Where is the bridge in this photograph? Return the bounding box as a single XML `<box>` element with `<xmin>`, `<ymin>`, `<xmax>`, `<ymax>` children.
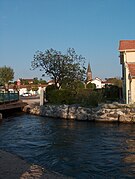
<box><xmin>0</xmin><ymin>92</ymin><xmax>27</xmax><ymax>113</ymax></box>
<box><xmin>0</xmin><ymin>92</ymin><xmax>19</xmax><ymax>104</ymax></box>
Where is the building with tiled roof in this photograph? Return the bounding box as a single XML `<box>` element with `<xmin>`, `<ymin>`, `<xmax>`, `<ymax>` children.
<box><xmin>119</xmin><ymin>40</ymin><xmax>135</xmax><ymax>51</ymax></box>
<box><xmin>119</xmin><ymin>40</ymin><xmax>135</xmax><ymax>104</ymax></box>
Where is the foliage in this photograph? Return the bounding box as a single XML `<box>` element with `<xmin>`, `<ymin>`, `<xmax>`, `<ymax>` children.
<box><xmin>32</xmin><ymin>86</ymin><xmax>38</xmax><ymax>91</ymax></box>
<box><xmin>103</xmin><ymin>85</ymin><xmax>120</xmax><ymax>102</ymax></box>
<box><xmin>61</xmin><ymin>80</ymin><xmax>85</xmax><ymax>91</ymax></box>
<box><xmin>47</xmin><ymin>89</ymin><xmax>76</xmax><ymax>104</ymax></box>
<box><xmin>0</xmin><ymin>81</ymin><xmax>2</xmax><ymax>86</ymax></box>
<box><xmin>24</xmin><ymin>80</ymin><xmax>29</xmax><ymax>85</ymax></box>
<box><xmin>46</xmin><ymin>84</ymin><xmax>57</xmax><ymax>102</ymax></box>
<box><xmin>20</xmin><ymin>78</ymin><xmax>47</xmax><ymax>85</ymax></box>
<box><xmin>39</xmin><ymin>78</ymin><xmax>47</xmax><ymax>84</ymax></box>
<box><xmin>45</xmin><ymin>78</ymin><xmax>122</xmax><ymax>107</ymax></box>
<box><xmin>74</xmin><ymin>89</ymin><xmax>103</xmax><ymax>107</ymax></box>
<box><xmin>26</xmin><ymin>85</ymin><xmax>31</xmax><ymax>92</ymax></box>
<box><xmin>33</xmin><ymin>77</ymin><xmax>39</xmax><ymax>84</ymax></box>
<box><xmin>46</xmin><ymin>85</ymin><xmax>103</xmax><ymax>107</ymax></box>
<box><xmin>20</xmin><ymin>79</ymin><xmax>29</xmax><ymax>85</ymax></box>
<box><xmin>86</xmin><ymin>82</ymin><xmax>96</xmax><ymax>90</ymax></box>
<box><xmin>105</xmin><ymin>77</ymin><xmax>122</xmax><ymax>88</ymax></box>
<box><xmin>31</xmin><ymin>48</ymin><xmax>86</xmax><ymax>89</ymax></box>
<box><xmin>0</xmin><ymin>66</ymin><xmax>14</xmax><ymax>86</ymax></box>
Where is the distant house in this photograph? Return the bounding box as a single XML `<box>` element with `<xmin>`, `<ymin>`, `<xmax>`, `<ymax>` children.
<box><xmin>9</xmin><ymin>84</ymin><xmax>47</xmax><ymax>95</ymax></box>
<box><xmin>119</xmin><ymin>40</ymin><xmax>135</xmax><ymax>104</ymax></box>
<box><xmin>20</xmin><ymin>78</ymin><xmax>34</xmax><ymax>85</ymax></box>
<box><xmin>91</xmin><ymin>77</ymin><xmax>103</xmax><ymax>89</ymax></box>
<box><xmin>90</xmin><ymin>77</ymin><xmax>113</xmax><ymax>89</ymax></box>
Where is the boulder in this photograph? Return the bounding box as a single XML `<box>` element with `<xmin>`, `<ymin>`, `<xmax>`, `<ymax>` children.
<box><xmin>30</xmin><ymin>106</ymin><xmax>40</xmax><ymax>115</ymax></box>
<box><xmin>118</xmin><ymin>115</ymin><xmax>132</xmax><ymax>123</ymax></box>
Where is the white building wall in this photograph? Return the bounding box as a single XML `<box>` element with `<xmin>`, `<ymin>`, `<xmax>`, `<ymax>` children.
<box><xmin>126</xmin><ymin>52</ymin><xmax>135</xmax><ymax>62</ymax></box>
<box><xmin>91</xmin><ymin>78</ymin><xmax>102</xmax><ymax>89</ymax></box>
<box><xmin>19</xmin><ymin>88</ymin><xmax>27</xmax><ymax>95</ymax></box>
<box><xmin>19</xmin><ymin>86</ymin><xmax>46</xmax><ymax>95</ymax></box>
<box><xmin>122</xmin><ymin>51</ymin><xmax>135</xmax><ymax>104</ymax></box>
<box><xmin>131</xmin><ymin>79</ymin><xmax>135</xmax><ymax>103</ymax></box>
<box><xmin>125</xmin><ymin>64</ymin><xmax>130</xmax><ymax>104</ymax></box>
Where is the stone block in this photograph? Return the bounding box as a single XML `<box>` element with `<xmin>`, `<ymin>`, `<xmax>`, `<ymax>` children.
<box><xmin>119</xmin><ymin>115</ymin><xmax>132</xmax><ymax>123</ymax></box>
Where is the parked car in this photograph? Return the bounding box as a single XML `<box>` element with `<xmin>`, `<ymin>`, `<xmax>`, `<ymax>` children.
<box><xmin>21</xmin><ymin>93</ymin><xmax>32</xmax><ymax>97</ymax></box>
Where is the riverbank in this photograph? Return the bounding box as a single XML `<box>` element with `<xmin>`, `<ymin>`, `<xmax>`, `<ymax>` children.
<box><xmin>24</xmin><ymin>102</ymin><xmax>135</xmax><ymax>123</ymax></box>
<box><xmin>0</xmin><ymin>150</ymin><xmax>72</xmax><ymax>179</ymax></box>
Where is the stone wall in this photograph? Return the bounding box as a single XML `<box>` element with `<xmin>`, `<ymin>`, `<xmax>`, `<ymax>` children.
<box><xmin>40</xmin><ymin>105</ymin><xmax>93</xmax><ymax>121</ymax></box>
<box><xmin>93</xmin><ymin>103</ymin><xmax>135</xmax><ymax>123</ymax></box>
<box><xmin>26</xmin><ymin>102</ymin><xmax>135</xmax><ymax>123</ymax></box>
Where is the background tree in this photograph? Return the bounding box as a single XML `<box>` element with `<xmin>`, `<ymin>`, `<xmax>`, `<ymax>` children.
<box><xmin>24</xmin><ymin>80</ymin><xmax>29</xmax><ymax>85</ymax></box>
<box><xmin>26</xmin><ymin>85</ymin><xmax>31</xmax><ymax>92</ymax></box>
<box><xmin>32</xmin><ymin>86</ymin><xmax>39</xmax><ymax>94</ymax></box>
<box><xmin>105</xmin><ymin>77</ymin><xmax>122</xmax><ymax>88</ymax></box>
<box><xmin>39</xmin><ymin>78</ymin><xmax>47</xmax><ymax>84</ymax></box>
<box><xmin>33</xmin><ymin>77</ymin><xmax>39</xmax><ymax>85</ymax></box>
<box><xmin>0</xmin><ymin>66</ymin><xmax>14</xmax><ymax>90</ymax></box>
<box><xmin>20</xmin><ymin>79</ymin><xmax>29</xmax><ymax>85</ymax></box>
<box><xmin>31</xmin><ymin>48</ymin><xmax>86</xmax><ymax>89</ymax></box>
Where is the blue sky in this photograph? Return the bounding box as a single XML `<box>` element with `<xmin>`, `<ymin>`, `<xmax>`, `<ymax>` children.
<box><xmin>0</xmin><ymin>0</ymin><xmax>135</xmax><ymax>81</ymax></box>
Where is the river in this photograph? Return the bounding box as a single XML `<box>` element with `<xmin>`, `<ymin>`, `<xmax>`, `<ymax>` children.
<box><xmin>0</xmin><ymin>114</ymin><xmax>135</xmax><ymax>178</ymax></box>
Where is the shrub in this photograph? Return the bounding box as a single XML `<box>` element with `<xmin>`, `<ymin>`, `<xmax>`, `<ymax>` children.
<box><xmin>86</xmin><ymin>82</ymin><xmax>96</xmax><ymax>90</ymax></box>
<box><xmin>103</xmin><ymin>85</ymin><xmax>120</xmax><ymax>102</ymax></box>
<box><xmin>75</xmin><ymin>89</ymin><xmax>103</xmax><ymax>107</ymax></box>
<box><xmin>46</xmin><ymin>84</ymin><xmax>57</xmax><ymax>102</ymax></box>
<box><xmin>47</xmin><ymin>89</ymin><xmax>76</xmax><ymax>104</ymax></box>
<box><xmin>46</xmin><ymin>86</ymin><xmax>103</xmax><ymax>107</ymax></box>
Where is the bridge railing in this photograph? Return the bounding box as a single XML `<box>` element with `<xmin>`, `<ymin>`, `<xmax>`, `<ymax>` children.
<box><xmin>0</xmin><ymin>92</ymin><xmax>19</xmax><ymax>104</ymax></box>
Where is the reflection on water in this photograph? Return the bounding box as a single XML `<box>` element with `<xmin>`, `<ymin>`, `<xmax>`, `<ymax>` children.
<box><xmin>0</xmin><ymin>114</ymin><xmax>135</xmax><ymax>178</ymax></box>
<box><xmin>122</xmin><ymin>130</ymin><xmax>135</xmax><ymax>178</ymax></box>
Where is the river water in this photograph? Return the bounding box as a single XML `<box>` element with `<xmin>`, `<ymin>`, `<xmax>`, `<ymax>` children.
<box><xmin>0</xmin><ymin>114</ymin><xmax>135</xmax><ymax>178</ymax></box>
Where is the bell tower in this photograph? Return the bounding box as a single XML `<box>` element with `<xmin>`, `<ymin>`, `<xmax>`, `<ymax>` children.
<box><xmin>86</xmin><ymin>63</ymin><xmax>92</xmax><ymax>82</ymax></box>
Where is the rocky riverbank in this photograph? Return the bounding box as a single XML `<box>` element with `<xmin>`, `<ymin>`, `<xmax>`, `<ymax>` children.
<box><xmin>23</xmin><ymin>102</ymin><xmax>135</xmax><ymax>123</ymax></box>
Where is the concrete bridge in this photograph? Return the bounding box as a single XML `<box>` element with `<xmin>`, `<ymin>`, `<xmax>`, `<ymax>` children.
<box><xmin>0</xmin><ymin>92</ymin><xmax>27</xmax><ymax>119</ymax></box>
<box><xmin>0</xmin><ymin>100</ymin><xmax>27</xmax><ymax>111</ymax></box>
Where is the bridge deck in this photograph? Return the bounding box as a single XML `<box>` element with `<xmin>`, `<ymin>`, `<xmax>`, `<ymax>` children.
<box><xmin>0</xmin><ymin>101</ymin><xmax>27</xmax><ymax>111</ymax></box>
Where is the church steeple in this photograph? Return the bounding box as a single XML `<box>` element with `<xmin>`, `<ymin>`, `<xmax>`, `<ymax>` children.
<box><xmin>86</xmin><ymin>63</ymin><xmax>92</xmax><ymax>82</ymax></box>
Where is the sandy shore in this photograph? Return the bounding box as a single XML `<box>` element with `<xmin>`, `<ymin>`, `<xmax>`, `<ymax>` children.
<box><xmin>0</xmin><ymin>150</ymin><xmax>72</xmax><ymax>179</ymax></box>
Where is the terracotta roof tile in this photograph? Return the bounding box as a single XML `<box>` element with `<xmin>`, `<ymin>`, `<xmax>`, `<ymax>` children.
<box><xmin>119</xmin><ymin>40</ymin><xmax>135</xmax><ymax>51</ymax></box>
<box><xmin>127</xmin><ymin>63</ymin><xmax>135</xmax><ymax>77</ymax></box>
